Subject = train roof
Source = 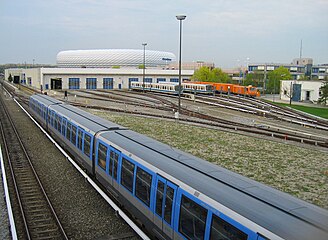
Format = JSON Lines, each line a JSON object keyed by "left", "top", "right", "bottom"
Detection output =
{"left": 100, "top": 129, "right": 328, "bottom": 240}
{"left": 31, "top": 94, "right": 125, "bottom": 133}
{"left": 50, "top": 104, "right": 125, "bottom": 133}
{"left": 30, "top": 94, "right": 63, "bottom": 106}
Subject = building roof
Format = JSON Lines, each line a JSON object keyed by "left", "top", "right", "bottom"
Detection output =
{"left": 56, "top": 49, "right": 176, "bottom": 68}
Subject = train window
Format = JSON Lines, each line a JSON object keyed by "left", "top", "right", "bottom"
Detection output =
{"left": 179, "top": 195, "right": 207, "bottom": 240}
{"left": 50, "top": 112, "right": 54, "bottom": 126}
{"left": 97, "top": 143, "right": 107, "bottom": 170}
{"left": 77, "top": 129, "right": 83, "bottom": 150}
{"left": 210, "top": 215, "right": 247, "bottom": 240}
{"left": 135, "top": 167, "right": 152, "bottom": 207}
{"left": 164, "top": 185, "right": 174, "bottom": 224}
{"left": 43, "top": 106, "right": 47, "bottom": 120}
{"left": 109, "top": 150, "right": 119, "bottom": 178}
{"left": 71, "top": 125, "right": 77, "bottom": 145}
{"left": 58, "top": 116, "right": 62, "bottom": 133}
{"left": 62, "top": 119, "right": 67, "bottom": 136}
{"left": 54, "top": 114, "right": 58, "bottom": 130}
{"left": 66, "top": 122, "right": 72, "bottom": 141}
{"left": 84, "top": 134, "right": 91, "bottom": 158}
{"left": 121, "top": 157, "right": 135, "bottom": 193}
{"left": 48, "top": 111, "right": 51, "bottom": 125}
{"left": 155, "top": 181, "right": 164, "bottom": 217}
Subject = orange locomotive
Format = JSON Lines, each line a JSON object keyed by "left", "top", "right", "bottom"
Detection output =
{"left": 192, "top": 81, "right": 260, "bottom": 97}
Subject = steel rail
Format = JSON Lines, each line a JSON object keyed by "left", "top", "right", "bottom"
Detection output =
{"left": 0, "top": 94, "right": 68, "bottom": 240}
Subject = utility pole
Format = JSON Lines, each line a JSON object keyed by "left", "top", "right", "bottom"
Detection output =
{"left": 263, "top": 63, "right": 267, "bottom": 95}
{"left": 299, "top": 39, "right": 302, "bottom": 61}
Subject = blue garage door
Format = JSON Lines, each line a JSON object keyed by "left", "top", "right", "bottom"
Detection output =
{"left": 86, "top": 78, "right": 97, "bottom": 89}
{"left": 69, "top": 78, "right": 80, "bottom": 90}
{"left": 103, "top": 78, "right": 113, "bottom": 89}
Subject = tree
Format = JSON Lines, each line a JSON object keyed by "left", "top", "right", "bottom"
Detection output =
{"left": 243, "top": 71, "right": 264, "bottom": 87}
{"left": 212, "top": 68, "right": 230, "bottom": 83}
{"left": 8, "top": 73, "right": 13, "bottom": 82}
{"left": 192, "top": 66, "right": 212, "bottom": 81}
{"left": 192, "top": 66, "right": 230, "bottom": 83}
{"left": 318, "top": 80, "right": 328, "bottom": 105}
{"left": 267, "top": 67, "right": 292, "bottom": 94}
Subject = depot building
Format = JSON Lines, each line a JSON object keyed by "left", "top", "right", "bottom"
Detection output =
{"left": 4, "top": 49, "right": 194, "bottom": 91}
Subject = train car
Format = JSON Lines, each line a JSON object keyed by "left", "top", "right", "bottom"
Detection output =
{"left": 29, "top": 94, "right": 328, "bottom": 240}
{"left": 193, "top": 81, "right": 260, "bottom": 97}
{"left": 29, "top": 94, "right": 63, "bottom": 129}
{"left": 29, "top": 94, "right": 125, "bottom": 174}
{"left": 130, "top": 82, "right": 180, "bottom": 94}
{"left": 181, "top": 82, "right": 213, "bottom": 94}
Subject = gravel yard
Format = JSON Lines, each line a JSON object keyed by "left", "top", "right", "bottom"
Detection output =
{"left": 0, "top": 93, "right": 139, "bottom": 239}
{"left": 88, "top": 109, "right": 328, "bottom": 209}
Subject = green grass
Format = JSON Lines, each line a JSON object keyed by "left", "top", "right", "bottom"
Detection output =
{"left": 274, "top": 102, "right": 328, "bottom": 119}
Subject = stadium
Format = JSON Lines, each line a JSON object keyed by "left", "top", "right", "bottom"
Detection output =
{"left": 56, "top": 49, "right": 176, "bottom": 68}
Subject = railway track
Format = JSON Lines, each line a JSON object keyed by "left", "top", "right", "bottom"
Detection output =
{"left": 62, "top": 91, "right": 328, "bottom": 148}
{"left": 213, "top": 94, "right": 328, "bottom": 128}
{"left": 0, "top": 94, "right": 68, "bottom": 240}
{"left": 4, "top": 84, "right": 328, "bottom": 148}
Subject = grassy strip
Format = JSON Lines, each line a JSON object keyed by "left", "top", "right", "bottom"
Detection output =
{"left": 89, "top": 110, "right": 328, "bottom": 209}
{"left": 274, "top": 102, "right": 328, "bottom": 119}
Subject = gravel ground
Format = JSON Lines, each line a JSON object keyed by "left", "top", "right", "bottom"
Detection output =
{"left": 0, "top": 92, "right": 139, "bottom": 239}
{"left": 88, "top": 109, "right": 328, "bottom": 210}
{"left": 68, "top": 90, "right": 328, "bottom": 138}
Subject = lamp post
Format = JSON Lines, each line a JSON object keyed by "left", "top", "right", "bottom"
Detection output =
{"left": 142, "top": 43, "right": 147, "bottom": 93}
{"left": 176, "top": 14, "right": 186, "bottom": 116}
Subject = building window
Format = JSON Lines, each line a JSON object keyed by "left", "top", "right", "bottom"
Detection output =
{"left": 103, "top": 78, "right": 113, "bottom": 89}
{"left": 86, "top": 78, "right": 97, "bottom": 89}
{"left": 69, "top": 78, "right": 80, "bottom": 89}
{"left": 144, "top": 78, "right": 152, "bottom": 83}
{"left": 170, "top": 78, "right": 179, "bottom": 83}
{"left": 121, "top": 157, "right": 135, "bottom": 193}
{"left": 129, "top": 78, "right": 139, "bottom": 82}
{"left": 179, "top": 195, "right": 207, "bottom": 240}
{"left": 28, "top": 77, "right": 32, "bottom": 85}
{"left": 157, "top": 78, "right": 166, "bottom": 82}
{"left": 135, "top": 167, "right": 152, "bottom": 207}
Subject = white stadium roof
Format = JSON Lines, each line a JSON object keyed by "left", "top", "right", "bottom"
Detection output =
{"left": 56, "top": 49, "right": 176, "bottom": 68}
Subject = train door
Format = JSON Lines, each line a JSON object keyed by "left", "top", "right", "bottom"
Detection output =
{"left": 154, "top": 175, "right": 177, "bottom": 239}
{"left": 109, "top": 146, "right": 120, "bottom": 190}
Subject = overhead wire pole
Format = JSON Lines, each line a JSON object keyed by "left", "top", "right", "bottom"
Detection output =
{"left": 176, "top": 15, "right": 186, "bottom": 116}
{"left": 142, "top": 43, "right": 147, "bottom": 93}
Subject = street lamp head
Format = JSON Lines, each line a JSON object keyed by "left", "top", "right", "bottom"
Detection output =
{"left": 176, "top": 15, "right": 186, "bottom": 20}
{"left": 142, "top": 43, "right": 147, "bottom": 46}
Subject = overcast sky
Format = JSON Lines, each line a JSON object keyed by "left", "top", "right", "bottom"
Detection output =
{"left": 1, "top": 0, "right": 327, "bottom": 68}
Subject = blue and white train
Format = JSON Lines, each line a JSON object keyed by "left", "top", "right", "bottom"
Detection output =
{"left": 130, "top": 82, "right": 214, "bottom": 94}
{"left": 29, "top": 94, "right": 328, "bottom": 240}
